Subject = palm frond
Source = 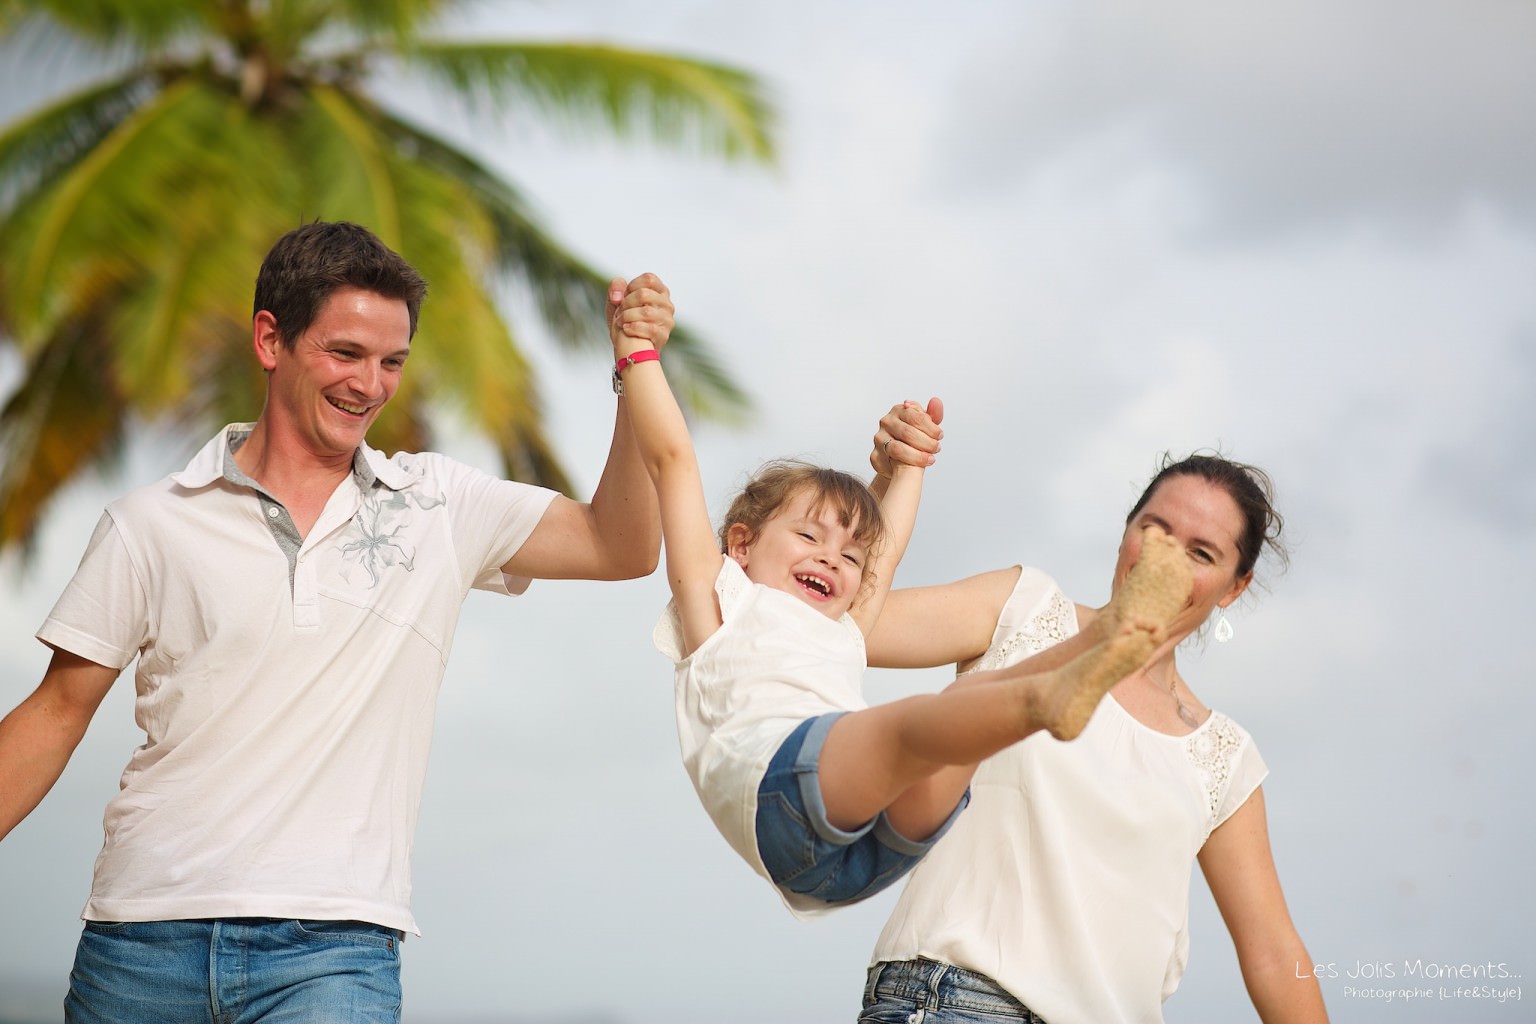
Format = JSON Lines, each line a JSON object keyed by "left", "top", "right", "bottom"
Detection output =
{"left": 365, "top": 104, "right": 598, "bottom": 341}
{"left": 308, "top": 84, "right": 404, "bottom": 244}
{"left": 0, "top": 80, "right": 290, "bottom": 359}
{"left": 385, "top": 164, "right": 572, "bottom": 490}
{"left": 314, "top": 0, "right": 461, "bottom": 43}
{"left": 0, "top": 71, "right": 155, "bottom": 213}
{"left": 107, "top": 212, "right": 264, "bottom": 412}
{"left": 400, "top": 42, "right": 776, "bottom": 163}
{"left": 365, "top": 104, "right": 752, "bottom": 420}
{"left": 4, "top": 0, "right": 210, "bottom": 48}
{"left": 7, "top": 78, "right": 203, "bottom": 338}
{"left": 0, "top": 310, "right": 126, "bottom": 553}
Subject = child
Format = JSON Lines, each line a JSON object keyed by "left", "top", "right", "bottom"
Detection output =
{"left": 609, "top": 279, "right": 1193, "bottom": 914}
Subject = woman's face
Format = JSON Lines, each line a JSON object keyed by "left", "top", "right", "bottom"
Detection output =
{"left": 1113, "top": 473, "right": 1252, "bottom": 641}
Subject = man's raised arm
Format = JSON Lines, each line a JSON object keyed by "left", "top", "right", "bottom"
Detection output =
{"left": 501, "top": 274, "right": 674, "bottom": 581}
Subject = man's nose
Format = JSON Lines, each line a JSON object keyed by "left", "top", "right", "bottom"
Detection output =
{"left": 354, "top": 361, "right": 383, "bottom": 397}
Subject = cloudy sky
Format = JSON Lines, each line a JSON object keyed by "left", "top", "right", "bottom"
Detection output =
{"left": 2, "top": 2, "right": 1533, "bottom": 1022}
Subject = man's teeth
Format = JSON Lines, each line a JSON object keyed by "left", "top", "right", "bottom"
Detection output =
{"left": 330, "top": 398, "right": 367, "bottom": 415}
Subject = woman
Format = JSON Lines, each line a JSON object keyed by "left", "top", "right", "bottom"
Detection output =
{"left": 858, "top": 404, "right": 1328, "bottom": 1024}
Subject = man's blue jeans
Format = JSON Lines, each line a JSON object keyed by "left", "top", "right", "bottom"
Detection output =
{"left": 64, "top": 919, "right": 402, "bottom": 1024}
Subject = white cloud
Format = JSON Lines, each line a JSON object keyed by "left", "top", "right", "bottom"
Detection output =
{"left": 939, "top": 0, "right": 1536, "bottom": 234}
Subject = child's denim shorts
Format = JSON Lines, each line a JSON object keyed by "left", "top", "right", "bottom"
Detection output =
{"left": 754, "top": 712, "right": 970, "bottom": 906}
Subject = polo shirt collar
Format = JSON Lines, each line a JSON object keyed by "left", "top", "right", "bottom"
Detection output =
{"left": 355, "top": 441, "right": 412, "bottom": 490}
{"left": 170, "top": 424, "right": 412, "bottom": 492}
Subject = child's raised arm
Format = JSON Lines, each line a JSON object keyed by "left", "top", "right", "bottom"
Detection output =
{"left": 860, "top": 398, "right": 1017, "bottom": 668}
{"left": 608, "top": 276, "right": 726, "bottom": 656}
{"left": 849, "top": 397, "right": 943, "bottom": 635}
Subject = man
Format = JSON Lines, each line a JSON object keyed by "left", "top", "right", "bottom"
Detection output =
{"left": 0, "top": 221, "right": 673, "bottom": 1022}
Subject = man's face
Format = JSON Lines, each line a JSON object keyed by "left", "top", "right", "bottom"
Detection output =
{"left": 260, "top": 286, "right": 411, "bottom": 459}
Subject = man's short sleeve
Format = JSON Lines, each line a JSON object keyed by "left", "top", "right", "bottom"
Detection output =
{"left": 413, "top": 455, "right": 557, "bottom": 595}
{"left": 36, "top": 510, "right": 150, "bottom": 670}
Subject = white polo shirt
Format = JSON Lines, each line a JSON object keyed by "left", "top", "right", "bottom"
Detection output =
{"left": 37, "top": 425, "right": 557, "bottom": 934}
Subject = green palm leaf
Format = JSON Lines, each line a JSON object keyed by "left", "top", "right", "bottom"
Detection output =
{"left": 0, "top": 0, "right": 208, "bottom": 48}
{"left": 0, "top": 309, "right": 126, "bottom": 558}
{"left": 0, "top": 72, "right": 153, "bottom": 211}
{"left": 401, "top": 42, "right": 776, "bottom": 162}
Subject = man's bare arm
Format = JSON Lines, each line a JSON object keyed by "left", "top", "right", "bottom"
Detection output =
{"left": 503, "top": 274, "right": 674, "bottom": 581}
{"left": 0, "top": 649, "right": 118, "bottom": 842}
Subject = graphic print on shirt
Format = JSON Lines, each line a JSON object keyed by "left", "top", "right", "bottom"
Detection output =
{"left": 339, "top": 481, "right": 446, "bottom": 587}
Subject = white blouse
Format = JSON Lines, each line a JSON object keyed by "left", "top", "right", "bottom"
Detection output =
{"left": 655, "top": 557, "right": 868, "bottom": 917}
{"left": 871, "top": 568, "right": 1267, "bottom": 1023}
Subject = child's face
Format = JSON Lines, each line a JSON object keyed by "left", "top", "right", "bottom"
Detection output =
{"left": 728, "top": 489, "right": 870, "bottom": 619}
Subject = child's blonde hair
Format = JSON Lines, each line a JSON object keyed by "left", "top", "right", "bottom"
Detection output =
{"left": 718, "top": 461, "right": 886, "bottom": 580}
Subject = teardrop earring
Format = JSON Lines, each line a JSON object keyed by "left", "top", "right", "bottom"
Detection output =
{"left": 1213, "top": 609, "right": 1234, "bottom": 644}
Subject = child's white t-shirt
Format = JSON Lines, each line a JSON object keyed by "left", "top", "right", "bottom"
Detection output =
{"left": 655, "top": 557, "right": 867, "bottom": 916}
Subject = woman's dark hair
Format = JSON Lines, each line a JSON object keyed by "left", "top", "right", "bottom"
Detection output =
{"left": 1127, "top": 452, "right": 1288, "bottom": 580}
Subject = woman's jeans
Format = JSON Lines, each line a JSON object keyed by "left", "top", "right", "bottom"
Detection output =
{"left": 860, "top": 957, "right": 1048, "bottom": 1023}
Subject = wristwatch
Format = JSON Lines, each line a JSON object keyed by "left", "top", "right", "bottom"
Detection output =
{"left": 611, "top": 348, "right": 660, "bottom": 396}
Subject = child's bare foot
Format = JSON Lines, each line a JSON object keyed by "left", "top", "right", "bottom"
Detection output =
{"left": 1027, "top": 629, "right": 1159, "bottom": 741}
{"left": 1102, "top": 525, "right": 1193, "bottom": 634}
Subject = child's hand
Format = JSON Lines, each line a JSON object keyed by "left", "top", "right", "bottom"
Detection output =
{"left": 607, "top": 273, "right": 675, "bottom": 356}
{"left": 870, "top": 398, "right": 944, "bottom": 478}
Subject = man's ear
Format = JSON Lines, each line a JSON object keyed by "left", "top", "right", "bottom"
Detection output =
{"left": 726, "top": 523, "right": 754, "bottom": 568}
{"left": 253, "top": 310, "right": 283, "bottom": 372}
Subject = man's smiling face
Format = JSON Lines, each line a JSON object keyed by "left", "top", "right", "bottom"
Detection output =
{"left": 259, "top": 285, "right": 411, "bottom": 460}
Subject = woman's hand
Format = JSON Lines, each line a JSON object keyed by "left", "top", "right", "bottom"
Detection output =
{"left": 871, "top": 398, "right": 944, "bottom": 480}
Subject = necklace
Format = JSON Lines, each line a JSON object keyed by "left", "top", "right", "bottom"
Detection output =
{"left": 1146, "top": 668, "right": 1202, "bottom": 729}
{"left": 1168, "top": 675, "right": 1202, "bottom": 729}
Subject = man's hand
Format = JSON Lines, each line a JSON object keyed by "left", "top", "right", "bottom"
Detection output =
{"left": 871, "top": 397, "right": 944, "bottom": 478}
{"left": 607, "top": 274, "right": 675, "bottom": 354}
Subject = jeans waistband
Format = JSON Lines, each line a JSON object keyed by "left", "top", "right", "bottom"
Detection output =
{"left": 865, "top": 957, "right": 1041, "bottom": 1018}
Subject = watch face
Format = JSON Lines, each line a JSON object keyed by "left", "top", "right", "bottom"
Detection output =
{"left": 612, "top": 367, "right": 625, "bottom": 396}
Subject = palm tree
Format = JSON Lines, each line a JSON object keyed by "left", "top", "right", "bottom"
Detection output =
{"left": 0, "top": 0, "right": 771, "bottom": 554}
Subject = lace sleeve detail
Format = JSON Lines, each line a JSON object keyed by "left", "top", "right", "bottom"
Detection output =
{"left": 968, "top": 588, "right": 1075, "bottom": 675}
{"left": 1185, "top": 713, "right": 1265, "bottom": 842}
